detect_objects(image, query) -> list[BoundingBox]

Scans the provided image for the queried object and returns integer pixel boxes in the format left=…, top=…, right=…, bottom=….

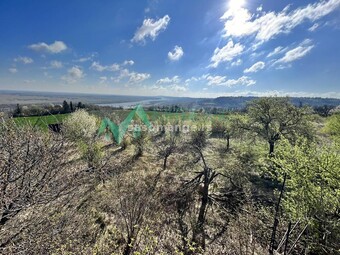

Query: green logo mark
left=97, top=105, right=151, bottom=144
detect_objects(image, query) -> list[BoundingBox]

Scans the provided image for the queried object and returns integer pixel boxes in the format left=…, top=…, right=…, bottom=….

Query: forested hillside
left=0, top=97, right=339, bottom=255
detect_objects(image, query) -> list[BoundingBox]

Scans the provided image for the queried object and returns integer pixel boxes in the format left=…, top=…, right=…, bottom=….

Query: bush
left=210, top=118, right=226, bottom=138
left=63, top=110, right=102, bottom=169
left=63, top=109, right=98, bottom=141
left=324, top=114, right=340, bottom=139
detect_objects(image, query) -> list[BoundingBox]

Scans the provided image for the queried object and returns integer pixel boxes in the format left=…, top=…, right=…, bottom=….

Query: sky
left=1, top=0, right=340, bottom=98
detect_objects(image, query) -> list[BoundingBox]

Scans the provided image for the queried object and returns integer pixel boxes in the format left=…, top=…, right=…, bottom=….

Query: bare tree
left=0, top=120, right=76, bottom=249
left=157, top=133, right=178, bottom=170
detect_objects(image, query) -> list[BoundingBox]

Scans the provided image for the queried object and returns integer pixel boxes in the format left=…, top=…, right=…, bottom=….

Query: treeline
left=12, top=100, right=86, bottom=117
left=147, top=103, right=339, bottom=117
left=147, top=105, right=245, bottom=114
left=203, top=96, right=340, bottom=109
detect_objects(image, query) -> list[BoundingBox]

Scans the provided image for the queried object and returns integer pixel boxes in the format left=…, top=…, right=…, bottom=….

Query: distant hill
left=1, top=90, right=340, bottom=111
left=194, top=96, right=340, bottom=110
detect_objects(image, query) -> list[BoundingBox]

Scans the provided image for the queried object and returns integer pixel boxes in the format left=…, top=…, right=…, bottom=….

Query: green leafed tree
left=270, top=138, right=340, bottom=254
left=324, top=114, right=340, bottom=140
left=210, top=114, right=245, bottom=150
left=247, top=97, right=311, bottom=154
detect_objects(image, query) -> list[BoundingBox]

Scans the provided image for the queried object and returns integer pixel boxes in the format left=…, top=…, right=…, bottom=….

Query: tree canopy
left=247, top=97, right=311, bottom=154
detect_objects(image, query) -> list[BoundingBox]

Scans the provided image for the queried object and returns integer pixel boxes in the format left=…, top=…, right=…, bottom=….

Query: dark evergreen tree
left=13, top=104, right=22, bottom=117
left=70, top=101, right=74, bottom=112
left=77, top=102, right=85, bottom=109
left=62, top=100, right=70, bottom=113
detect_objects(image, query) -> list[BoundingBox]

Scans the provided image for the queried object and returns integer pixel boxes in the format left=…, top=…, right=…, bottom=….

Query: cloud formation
left=244, top=61, right=265, bottom=73
left=267, top=46, right=287, bottom=58
left=210, top=40, right=244, bottom=68
left=207, top=75, right=256, bottom=87
left=168, top=46, right=184, bottom=61
left=62, top=66, right=84, bottom=83
left=8, top=68, right=18, bottom=74
left=91, top=61, right=120, bottom=72
left=99, top=76, right=108, bottom=84
left=91, top=60, right=135, bottom=72
left=29, top=41, right=68, bottom=54
left=157, top=76, right=181, bottom=84
left=132, top=15, right=170, bottom=43
left=221, top=0, right=340, bottom=44
left=123, top=60, right=135, bottom=66
left=50, top=61, right=63, bottom=69
left=14, top=56, right=33, bottom=64
left=153, top=75, right=187, bottom=92
left=275, top=39, right=314, bottom=64
left=112, top=69, right=151, bottom=84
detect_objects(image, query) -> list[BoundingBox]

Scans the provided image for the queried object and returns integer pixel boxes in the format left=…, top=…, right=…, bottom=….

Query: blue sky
left=1, top=0, right=340, bottom=98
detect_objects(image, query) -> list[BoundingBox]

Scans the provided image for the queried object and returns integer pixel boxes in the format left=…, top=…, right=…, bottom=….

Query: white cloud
left=224, top=76, right=256, bottom=87
left=206, top=75, right=256, bottom=87
left=206, top=75, right=228, bottom=86
left=308, top=23, right=319, bottom=31
left=151, top=83, right=187, bottom=92
left=220, top=0, right=340, bottom=44
left=62, top=66, right=84, bottom=83
left=69, top=67, right=84, bottom=79
left=43, top=71, right=53, bottom=78
left=209, top=40, right=244, bottom=68
left=99, top=76, right=107, bottom=84
left=184, top=73, right=256, bottom=88
left=128, top=72, right=151, bottom=83
left=75, top=57, right=92, bottom=63
left=231, top=59, right=242, bottom=66
left=132, top=15, right=170, bottom=43
left=29, top=41, right=68, bottom=54
left=78, top=57, right=91, bottom=62
left=90, top=60, right=134, bottom=72
left=275, top=64, right=292, bottom=70
left=244, top=61, right=265, bottom=73
left=275, top=39, right=314, bottom=64
left=90, top=61, right=120, bottom=72
left=185, top=74, right=209, bottom=84
left=113, top=68, right=151, bottom=84
left=24, top=79, right=35, bottom=84
left=123, top=60, right=134, bottom=66
left=153, top=75, right=186, bottom=92
left=157, top=76, right=181, bottom=84
left=8, top=68, right=18, bottom=74
left=50, top=60, right=63, bottom=69
left=267, top=46, right=287, bottom=58
left=171, top=85, right=187, bottom=92
left=168, top=46, right=184, bottom=61
left=14, top=56, right=33, bottom=64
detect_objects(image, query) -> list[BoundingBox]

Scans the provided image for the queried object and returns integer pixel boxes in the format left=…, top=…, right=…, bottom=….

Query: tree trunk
left=123, top=235, right=133, bottom=255
left=192, top=166, right=210, bottom=251
left=163, top=156, right=168, bottom=170
left=269, top=173, right=287, bottom=254
left=269, top=141, right=275, bottom=154
left=283, top=221, right=291, bottom=255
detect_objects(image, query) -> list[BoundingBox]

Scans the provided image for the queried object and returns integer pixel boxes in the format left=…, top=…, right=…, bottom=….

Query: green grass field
left=91, top=108, right=228, bottom=121
left=14, top=114, right=70, bottom=130
left=11, top=109, right=230, bottom=132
